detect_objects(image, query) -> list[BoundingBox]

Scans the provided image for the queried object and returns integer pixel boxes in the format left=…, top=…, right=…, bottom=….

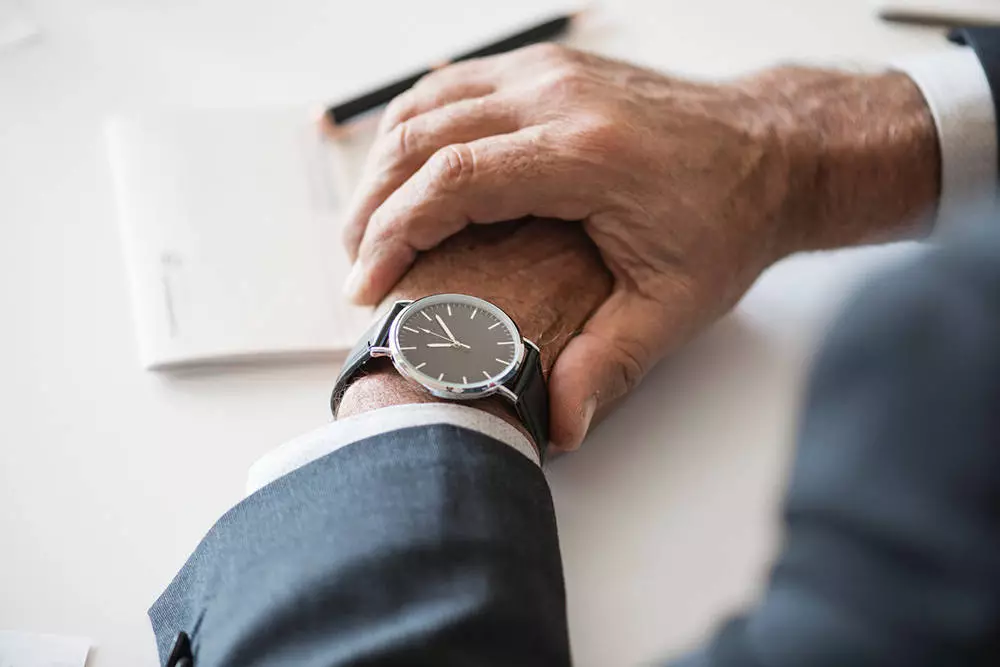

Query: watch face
left=389, top=294, right=523, bottom=397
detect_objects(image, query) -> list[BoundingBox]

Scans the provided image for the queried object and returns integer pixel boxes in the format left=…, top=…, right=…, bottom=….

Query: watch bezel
left=388, top=293, right=525, bottom=400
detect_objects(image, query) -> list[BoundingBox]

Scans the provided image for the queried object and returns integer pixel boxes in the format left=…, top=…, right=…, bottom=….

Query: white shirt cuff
left=246, top=403, right=539, bottom=496
left=894, top=48, right=998, bottom=229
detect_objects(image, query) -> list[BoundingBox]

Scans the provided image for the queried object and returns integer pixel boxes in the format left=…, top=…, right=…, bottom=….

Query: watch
left=330, top=293, right=549, bottom=459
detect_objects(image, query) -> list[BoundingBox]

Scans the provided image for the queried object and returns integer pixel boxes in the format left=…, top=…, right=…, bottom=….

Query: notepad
left=107, top=107, right=378, bottom=370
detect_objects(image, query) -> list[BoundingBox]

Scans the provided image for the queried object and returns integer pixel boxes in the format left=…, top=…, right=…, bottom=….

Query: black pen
left=877, top=5, right=1000, bottom=29
left=324, top=11, right=582, bottom=126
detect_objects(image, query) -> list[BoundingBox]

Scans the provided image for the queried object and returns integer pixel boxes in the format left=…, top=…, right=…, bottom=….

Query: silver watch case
left=374, top=294, right=527, bottom=402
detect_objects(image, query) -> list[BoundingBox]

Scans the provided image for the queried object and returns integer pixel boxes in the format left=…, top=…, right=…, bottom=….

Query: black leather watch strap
left=329, top=300, right=410, bottom=417
left=505, top=341, right=550, bottom=461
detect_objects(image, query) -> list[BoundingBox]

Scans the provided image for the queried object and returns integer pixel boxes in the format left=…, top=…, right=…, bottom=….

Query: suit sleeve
left=149, top=426, right=570, bottom=667
left=677, top=221, right=1000, bottom=667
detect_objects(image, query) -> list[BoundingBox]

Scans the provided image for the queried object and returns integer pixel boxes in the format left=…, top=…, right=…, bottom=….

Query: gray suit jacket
left=151, top=427, right=568, bottom=666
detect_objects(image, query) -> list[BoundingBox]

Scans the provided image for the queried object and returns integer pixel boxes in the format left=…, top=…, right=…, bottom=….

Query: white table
left=0, top=1, right=943, bottom=665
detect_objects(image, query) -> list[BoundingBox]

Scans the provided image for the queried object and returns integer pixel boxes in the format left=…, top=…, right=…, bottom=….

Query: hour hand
left=420, top=327, right=470, bottom=349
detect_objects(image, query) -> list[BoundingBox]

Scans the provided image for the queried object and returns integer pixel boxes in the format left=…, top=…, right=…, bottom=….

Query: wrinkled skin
left=340, top=44, right=938, bottom=449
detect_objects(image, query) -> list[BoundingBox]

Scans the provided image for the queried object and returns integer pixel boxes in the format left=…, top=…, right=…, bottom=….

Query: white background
left=0, top=1, right=944, bottom=665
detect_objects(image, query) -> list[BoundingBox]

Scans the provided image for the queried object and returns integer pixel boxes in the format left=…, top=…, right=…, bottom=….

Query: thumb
left=547, top=289, right=669, bottom=451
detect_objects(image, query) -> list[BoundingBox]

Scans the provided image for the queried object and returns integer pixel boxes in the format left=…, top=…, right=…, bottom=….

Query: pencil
left=324, top=13, right=580, bottom=126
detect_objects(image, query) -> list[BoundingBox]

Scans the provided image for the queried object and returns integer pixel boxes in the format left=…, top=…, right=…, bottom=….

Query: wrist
left=745, top=67, right=940, bottom=258
left=337, top=359, right=437, bottom=415
left=338, top=361, right=533, bottom=446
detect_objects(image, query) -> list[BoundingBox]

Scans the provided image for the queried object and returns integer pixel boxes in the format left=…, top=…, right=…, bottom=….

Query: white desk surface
left=0, top=1, right=944, bottom=665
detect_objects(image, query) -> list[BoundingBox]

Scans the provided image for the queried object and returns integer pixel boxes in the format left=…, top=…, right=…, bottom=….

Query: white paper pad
left=107, top=107, right=375, bottom=370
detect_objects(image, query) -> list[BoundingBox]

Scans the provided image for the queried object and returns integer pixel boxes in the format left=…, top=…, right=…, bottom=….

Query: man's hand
left=341, top=44, right=939, bottom=449
left=337, top=219, right=613, bottom=446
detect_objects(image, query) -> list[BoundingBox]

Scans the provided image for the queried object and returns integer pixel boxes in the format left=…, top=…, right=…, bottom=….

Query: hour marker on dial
left=495, top=358, right=507, bottom=364
left=470, top=308, right=477, bottom=320
left=447, top=305, right=452, bottom=317
left=497, top=340, right=515, bottom=345
left=403, top=326, right=419, bottom=333
left=482, top=371, right=492, bottom=379
left=462, top=376, right=468, bottom=384
left=488, top=322, right=501, bottom=330
left=399, top=346, right=416, bottom=350
left=422, top=311, right=433, bottom=321
left=438, top=373, right=445, bottom=381
left=415, top=362, right=426, bottom=370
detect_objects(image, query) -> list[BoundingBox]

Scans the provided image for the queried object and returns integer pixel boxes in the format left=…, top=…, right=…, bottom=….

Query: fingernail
left=581, top=395, right=598, bottom=437
left=343, top=262, right=364, bottom=301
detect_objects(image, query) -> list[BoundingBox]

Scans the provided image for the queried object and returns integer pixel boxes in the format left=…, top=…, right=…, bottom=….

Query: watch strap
left=507, top=341, right=550, bottom=461
left=330, top=300, right=410, bottom=417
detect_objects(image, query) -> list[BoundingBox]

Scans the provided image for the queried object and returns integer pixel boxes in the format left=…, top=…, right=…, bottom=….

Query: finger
left=346, top=43, right=582, bottom=259
left=375, top=42, right=576, bottom=136
left=345, top=129, right=592, bottom=304
left=342, top=95, right=522, bottom=261
left=547, top=289, right=674, bottom=451
left=377, top=58, right=501, bottom=137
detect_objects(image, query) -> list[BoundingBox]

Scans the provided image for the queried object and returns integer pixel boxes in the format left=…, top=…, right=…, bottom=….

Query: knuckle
left=380, top=93, right=414, bottom=131
left=409, top=64, right=471, bottom=100
left=610, top=343, right=646, bottom=395
left=410, top=69, right=444, bottom=95
left=366, top=210, right=391, bottom=239
left=538, top=64, right=591, bottom=97
left=575, top=117, right=621, bottom=151
left=524, top=41, right=572, bottom=63
left=342, top=223, right=360, bottom=249
left=382, top=119, right=417, bottom=166
left=427, top=143, right=476, bottom=190
left=366, top=204, right=403, bottom=240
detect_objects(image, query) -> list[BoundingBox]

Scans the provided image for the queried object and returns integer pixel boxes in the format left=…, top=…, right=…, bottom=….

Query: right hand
left=341, top=45, right=939, bottom=450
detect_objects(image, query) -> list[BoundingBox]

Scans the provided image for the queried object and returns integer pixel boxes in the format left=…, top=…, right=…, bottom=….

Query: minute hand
left=435, top=314, right=458, bottom=342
